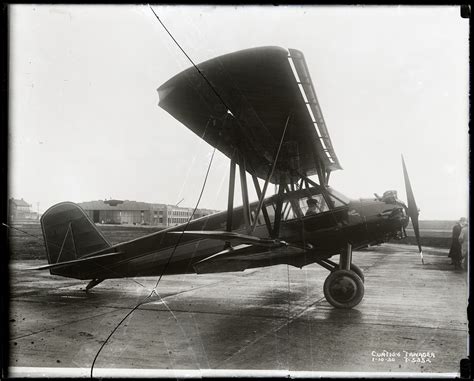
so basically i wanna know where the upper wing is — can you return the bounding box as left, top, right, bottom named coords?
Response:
left=158, top=46, right=341, bottom=184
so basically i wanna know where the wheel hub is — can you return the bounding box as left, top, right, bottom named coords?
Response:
left=329, top=275, right=357, bottom=303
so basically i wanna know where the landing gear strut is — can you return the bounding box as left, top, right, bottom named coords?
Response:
left=85, top=278, right=104, bottom=292
left=322, top=243, right=365, bottom=309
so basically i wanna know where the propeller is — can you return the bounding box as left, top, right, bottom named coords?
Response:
left=402, top=155, right=423, bottom=264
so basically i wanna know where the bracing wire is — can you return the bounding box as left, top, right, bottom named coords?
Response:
left=90, top=7, right=225, bottom=375
left=2, top=223, right=149, bottom=289
left=148, top=5, right=233, bottom=114
left=90, top=147, right=216, bottom=378
left=153, top=147, right=216, bottom=291
left=90, top=293, right=154, bottom=378
left=2, top=223, right=44, bottom=242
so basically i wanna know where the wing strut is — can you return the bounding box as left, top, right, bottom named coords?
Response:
left=298, top=177, right=305, bottom=190
left=248, top=114, right=291, bottom=234
left=313, top=152, right=334, bottom=209
left=303, top=173, right=335, bottom=211
left=302, top=176, right=320, bottom=191
left=251, top=174, right=273, bottom=236
left=225, top=152, right=237, bottom=247
left=272, top=179, right=286, bottom=238
left=239, top=153, right=251, bottom=229
left=315, top=156, right=327, bottom=187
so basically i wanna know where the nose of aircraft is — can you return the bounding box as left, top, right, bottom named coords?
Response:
left=387, top=204, right=409, bottom=227
left=379, top=200, right=410, bottom=232
left=347, top=197, right=408, bottom=229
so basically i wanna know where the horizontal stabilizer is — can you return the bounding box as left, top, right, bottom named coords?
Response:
left=28, top=251, right=124, bottom=271
left=167, top=231, right=287, bottom=247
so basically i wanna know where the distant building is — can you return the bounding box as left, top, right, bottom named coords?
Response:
left=8, top=198, right=39, bottom=222
left=77, top=200, right=219, bottom=227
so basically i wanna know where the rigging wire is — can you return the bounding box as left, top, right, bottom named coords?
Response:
left=90, top=147, right=216, bottom=378
left=148, top=5, right=233, bottom=114
left=89, top=292, right=154, bottom=378
left=2, top=222, right=148, bottom=289
left=91, top=7, right=225, bottom=375
left=152, top=147, right=215, bottom=291
left=2, top=222, right=44, bottom=242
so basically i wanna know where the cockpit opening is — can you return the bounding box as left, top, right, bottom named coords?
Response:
left=262, top=185, right=350, bottom=223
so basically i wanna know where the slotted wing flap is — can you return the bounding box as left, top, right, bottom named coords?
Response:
left=158, top=46, right=341, bottom=184
left=288, top=49, right=340, bottom=168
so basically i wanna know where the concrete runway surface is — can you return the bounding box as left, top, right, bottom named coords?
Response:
left=8, top=243, right=467, bottom=377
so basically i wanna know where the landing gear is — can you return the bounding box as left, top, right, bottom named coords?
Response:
left=323, top=269, right=364, bottom=309
left=349, top=263, right=364, bottom=283
left=320, top=243, right=365, bottom=309
left=85, top=278, right=104, bottom=292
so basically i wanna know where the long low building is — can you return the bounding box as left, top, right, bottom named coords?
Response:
left=77, top=200, right=219, bottom=228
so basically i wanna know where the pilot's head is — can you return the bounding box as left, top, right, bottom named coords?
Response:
left=307, top=198, right=318, bottom=208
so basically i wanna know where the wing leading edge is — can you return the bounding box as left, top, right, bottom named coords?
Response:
left=158, top=46, right=341, bottom=185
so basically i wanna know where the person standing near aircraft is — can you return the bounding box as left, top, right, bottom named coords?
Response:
left=449, top=217, right=465, bottom=270
left=458, top=218, right=468, bottom=271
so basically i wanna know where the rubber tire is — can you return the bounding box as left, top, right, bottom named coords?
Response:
left=350, top=263, right=365, bottom=283
left=324, top=269, right=365, bottom=309
left=330, top=264, right=364, bottom=283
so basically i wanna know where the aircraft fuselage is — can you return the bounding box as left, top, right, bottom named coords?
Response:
left=57, top=186, right=408, bottom=280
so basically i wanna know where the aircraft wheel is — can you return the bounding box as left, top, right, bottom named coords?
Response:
left=324, top=269, right=364, bottom=309
left=330, top=264, right=364, bottom=283
left=350, top=263, right=364, bottom=283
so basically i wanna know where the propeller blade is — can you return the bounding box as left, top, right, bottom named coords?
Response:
left=402, top=155, right=423, bottom=264
left=411, top=214, right=424, bottom=265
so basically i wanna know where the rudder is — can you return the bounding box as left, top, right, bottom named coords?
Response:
left=41, top=202, right=111, bottom=276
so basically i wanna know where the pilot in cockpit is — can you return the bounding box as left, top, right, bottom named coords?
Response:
left=305, top=198, right=320, bottom=216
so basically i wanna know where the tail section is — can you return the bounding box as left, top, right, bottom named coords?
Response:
left=41, top=202, right=111, bottom=276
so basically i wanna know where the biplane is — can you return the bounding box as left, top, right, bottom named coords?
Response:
left=35, top=47, right=422, bottom=309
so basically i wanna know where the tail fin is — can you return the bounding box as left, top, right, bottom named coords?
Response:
left=41, top=202, right=111, bottom=276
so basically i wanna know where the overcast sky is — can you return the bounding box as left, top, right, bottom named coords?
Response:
left=9, top=5, right=469, bottom=220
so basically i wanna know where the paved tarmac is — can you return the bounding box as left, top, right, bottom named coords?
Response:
left=8, top=244, right=468, bottom=377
